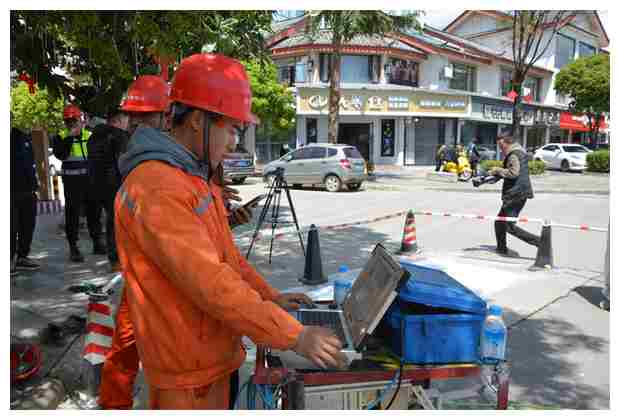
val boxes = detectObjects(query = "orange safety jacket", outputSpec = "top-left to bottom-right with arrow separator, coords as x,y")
114,130 -> 303,389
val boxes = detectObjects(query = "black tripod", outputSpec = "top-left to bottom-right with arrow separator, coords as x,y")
246,168 -> 305,263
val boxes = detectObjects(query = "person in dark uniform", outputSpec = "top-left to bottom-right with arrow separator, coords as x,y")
87,108 -> 130,271
488,135 -> 541,256
52,104 -> 105,262
467,137 -> 481,176
11,119 -> 40,274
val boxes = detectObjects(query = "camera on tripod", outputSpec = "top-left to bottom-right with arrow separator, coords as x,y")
471,168 -> 501,188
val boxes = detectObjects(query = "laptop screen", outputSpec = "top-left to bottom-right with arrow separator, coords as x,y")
342,244 -> 408,349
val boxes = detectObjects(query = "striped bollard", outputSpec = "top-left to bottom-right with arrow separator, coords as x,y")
397,210 -> 421,255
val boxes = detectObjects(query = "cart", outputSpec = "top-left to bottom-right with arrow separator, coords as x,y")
252,345 -> 510,410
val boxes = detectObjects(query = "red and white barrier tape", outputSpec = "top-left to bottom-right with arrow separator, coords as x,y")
414,210 -> 544,225
549,223 -> 607,233
238,210 -> 410,242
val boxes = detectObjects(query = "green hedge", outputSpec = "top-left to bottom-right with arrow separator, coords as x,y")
586,150 -> 610,173
479,159 -> 546,175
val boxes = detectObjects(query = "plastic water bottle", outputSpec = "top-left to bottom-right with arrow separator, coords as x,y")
480,305 -> 507,364
333,265 -> 356,306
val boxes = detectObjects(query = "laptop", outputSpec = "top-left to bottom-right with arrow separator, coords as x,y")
271,244 -> 409,370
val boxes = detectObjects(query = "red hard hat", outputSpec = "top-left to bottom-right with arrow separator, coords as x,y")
63,105 -> 82,120
170,53 -> 258,124
121,75 -> 170,113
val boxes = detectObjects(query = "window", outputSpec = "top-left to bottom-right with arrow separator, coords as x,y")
563,145 -> 590,153
450,63 -> 476,92
341,55 -> 372,83
291,148 -> 313,160
556,34 -> 576,68
578,42 -> 596,58
543,145 -> 559,152
500,68 -> 513,97
387,58 -> 419,87
277,59 -> 307,86
306,118 -> 317,144
327,148 -> 338,157
523,76 -> 541,102
343,147 -> 363,159
308,147 -> 327,159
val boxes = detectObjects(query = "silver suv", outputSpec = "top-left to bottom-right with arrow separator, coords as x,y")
262,143 -> 367,192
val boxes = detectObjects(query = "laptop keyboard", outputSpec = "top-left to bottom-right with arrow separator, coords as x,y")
298,310 -> 349,348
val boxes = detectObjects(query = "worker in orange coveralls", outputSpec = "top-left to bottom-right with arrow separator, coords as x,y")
111,53 -> 344,409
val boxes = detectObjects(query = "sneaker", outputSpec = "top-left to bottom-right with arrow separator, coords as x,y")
70,246 -> 85,263
92,240 -> 107,255
15,257 -> 41,271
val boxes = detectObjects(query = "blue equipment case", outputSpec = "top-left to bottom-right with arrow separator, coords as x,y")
383,257 -> 488,364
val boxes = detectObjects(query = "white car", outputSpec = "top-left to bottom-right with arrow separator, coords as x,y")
533,143 -> 592,172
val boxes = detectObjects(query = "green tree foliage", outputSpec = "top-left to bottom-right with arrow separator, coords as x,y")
586,150 -> 610,173
10,81 -> 65,134
11,11 -> 275,117
304,11 -> 421,144
242,59 -> 295,136
555,54 -> 610,143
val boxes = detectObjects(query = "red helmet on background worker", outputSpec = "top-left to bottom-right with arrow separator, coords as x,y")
169,53 -> 258,124
121,75 -> 170,113
63,104 -> 82,121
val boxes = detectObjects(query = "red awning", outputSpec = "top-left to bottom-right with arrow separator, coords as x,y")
560,112 -> 608,132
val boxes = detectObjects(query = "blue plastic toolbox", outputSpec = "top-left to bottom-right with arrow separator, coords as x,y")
383,258 -> 488,364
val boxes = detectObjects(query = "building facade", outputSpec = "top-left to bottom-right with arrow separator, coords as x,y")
262,11 -> 607,166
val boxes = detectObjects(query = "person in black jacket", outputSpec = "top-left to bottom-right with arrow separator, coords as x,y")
488,135 -> 540,256
87,109 -> 130,271
11,122 -> 41,274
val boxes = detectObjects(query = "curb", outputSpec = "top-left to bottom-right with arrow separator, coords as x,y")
583,171 -> 610,177
425,188 -> 609,195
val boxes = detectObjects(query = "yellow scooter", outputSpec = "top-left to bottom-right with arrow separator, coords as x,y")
441,153 -> 473,181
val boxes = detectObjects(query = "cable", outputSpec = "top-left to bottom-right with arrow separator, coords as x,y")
385,319 -> 406,410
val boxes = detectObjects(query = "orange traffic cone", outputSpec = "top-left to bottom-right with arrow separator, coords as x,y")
398,210 -> 420,255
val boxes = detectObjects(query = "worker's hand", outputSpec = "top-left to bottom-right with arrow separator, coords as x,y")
293,326 -> 346,369
230,206 -> 252,227
223,185 -> 242,203
274,293 -> 314,310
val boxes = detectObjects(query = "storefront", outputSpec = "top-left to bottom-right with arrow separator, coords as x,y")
555,112 -> 608,146
466,96 -> 561,154
296,87 -> 469,166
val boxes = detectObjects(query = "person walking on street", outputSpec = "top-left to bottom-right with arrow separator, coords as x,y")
488,135 -> 541,256
52,105 -> 105,262
11,120 -> 41,274
467,138 -> 481,177
87,109 -> 130,272
435,144 -> 447,171
113,54 -> 343,409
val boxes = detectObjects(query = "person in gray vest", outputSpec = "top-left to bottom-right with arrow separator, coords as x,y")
488,135 -> 540,256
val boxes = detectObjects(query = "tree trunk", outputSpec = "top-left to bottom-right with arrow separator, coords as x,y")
327,39 -> 342,144
511,80 -> 523,144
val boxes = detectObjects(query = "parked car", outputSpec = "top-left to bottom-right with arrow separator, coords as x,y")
262,143 -> 367,192
532,143 -> 592,172
222,147 -> 255,185
475,144 -> 497,161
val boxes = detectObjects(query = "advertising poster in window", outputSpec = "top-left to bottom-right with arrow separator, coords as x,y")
381,119 -> 395,157
388,59 -> 418,87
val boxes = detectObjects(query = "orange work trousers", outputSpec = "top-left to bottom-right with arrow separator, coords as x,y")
99,288 -> 140,409
149,375 -> 230,409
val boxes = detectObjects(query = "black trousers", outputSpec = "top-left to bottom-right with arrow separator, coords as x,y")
495,198 -> 541,251
11,191 -> 37,260
91,186 -> 119,263
470,160 -> 479,177
62,174 -> 102,246
229,369 -> 239,409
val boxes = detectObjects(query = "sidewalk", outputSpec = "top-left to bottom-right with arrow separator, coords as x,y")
10,206 -> 609,409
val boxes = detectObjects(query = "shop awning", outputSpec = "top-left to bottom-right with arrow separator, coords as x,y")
560,112 -> 608,132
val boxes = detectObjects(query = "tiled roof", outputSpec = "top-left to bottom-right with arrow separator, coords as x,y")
272,30 -> 427,55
